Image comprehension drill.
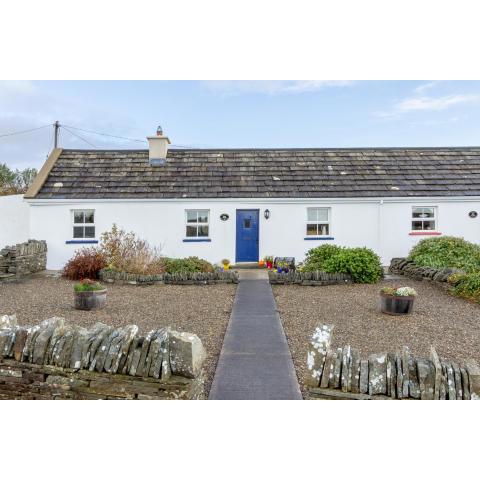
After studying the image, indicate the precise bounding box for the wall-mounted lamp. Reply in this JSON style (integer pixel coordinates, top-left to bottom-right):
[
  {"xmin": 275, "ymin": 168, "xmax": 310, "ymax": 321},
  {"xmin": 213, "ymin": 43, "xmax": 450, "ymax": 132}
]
[{"xmin": 264, "ymin": 209, "xmax": 270, "ymax": 220}]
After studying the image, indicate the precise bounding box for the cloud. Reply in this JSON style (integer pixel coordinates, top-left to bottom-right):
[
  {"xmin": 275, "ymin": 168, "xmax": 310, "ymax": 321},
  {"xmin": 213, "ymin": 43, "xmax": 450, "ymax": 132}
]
[
  {"xmin": 396, "ymin": 94, "xmax": 480, "ymax": 112},
  {"xmin": 374, "ymin": 93, "xmax": 480, "ymax": 118},
  {"xmin": 413, "ymin": 81, "xmax": 438, "ymax": 93},
  {"xmin": 202, "ymin": 80, "xmax": 354, "ymax": 96}
]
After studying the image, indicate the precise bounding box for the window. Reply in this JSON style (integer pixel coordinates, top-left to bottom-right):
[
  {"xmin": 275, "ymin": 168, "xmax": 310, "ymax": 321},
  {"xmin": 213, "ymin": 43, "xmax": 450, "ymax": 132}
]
[
  {"xmin": 185, "ymin": 209, "xmax": 209, "ymax": 237},
  {"xmin": 72, "ymin": 209, "xmax": 95, "ymax": 238},
  {"xmin": 306, "ymin": 207, "xmax": 330, "ymax": 236},
  {"xmin": 411, "ymin": 207, "xmax": 436, "ymax": 231}
]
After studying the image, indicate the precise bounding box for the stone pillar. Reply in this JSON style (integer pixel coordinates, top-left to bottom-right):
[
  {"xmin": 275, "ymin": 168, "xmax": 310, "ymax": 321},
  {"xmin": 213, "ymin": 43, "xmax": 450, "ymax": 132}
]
[{"xmin": 305, "ymin": 324, "xmax": 334, "ymax": 388}]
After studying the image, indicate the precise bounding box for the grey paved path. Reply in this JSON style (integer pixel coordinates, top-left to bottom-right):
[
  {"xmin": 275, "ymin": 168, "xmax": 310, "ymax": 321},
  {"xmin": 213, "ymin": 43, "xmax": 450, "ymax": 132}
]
[{"xmin": 209, "ymin": 270, "xmax": 302, "ymax": 400}]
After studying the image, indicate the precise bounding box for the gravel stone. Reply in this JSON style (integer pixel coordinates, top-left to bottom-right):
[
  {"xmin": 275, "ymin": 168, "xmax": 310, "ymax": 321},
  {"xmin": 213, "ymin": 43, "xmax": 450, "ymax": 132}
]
[
  {"xmin": 273, "ymin": 279, "xmax": 480, "ymax": 397},
  {"xmin": 0, "ymin": 276, "xmax": 235, "ymax": 395}
]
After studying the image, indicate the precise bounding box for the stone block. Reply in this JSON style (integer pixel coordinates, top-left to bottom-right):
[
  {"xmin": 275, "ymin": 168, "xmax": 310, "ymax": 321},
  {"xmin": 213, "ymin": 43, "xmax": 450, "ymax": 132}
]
[
  {"xmin": 350, "ymin": 350, "xmax": 360, "ymax": 394},
  {"xmin": 0, "ymin": 314, "xmax": 17, "ymax": 330},
  {"xmin": 417, "ymin": 358, "xmax": 435, "ymax": 400},
  {"xmin": 169, "ymin": 330, "xmax": 206, "ymax": 379},
  {"xmin": 430, "ymin": 347, "xmax": 443, "ymax": 400},
  {"xmin": 305, "ymin": 324, "xmax": 334, "ymax": 388},
  {"xmin": 465, "ymin": 360, "xmax": 480, "ymax": 400},
  {"xmin": 330, "ymin": 347, "xmax": 343, "ymax": 389},
  {"xmin": 320, "ymin": 349, "xmax": 335, "ymax": 388},
  {"xmin": 340, "ymin": 345, "xmax": 352, "ymax": 392},
  {"xmin": 368, "ymin": 353, "xmax": 387, "ymax": 396},
  {"xmin": 359, "ymin": 359, "xmax": 369, "ymax": 394}
]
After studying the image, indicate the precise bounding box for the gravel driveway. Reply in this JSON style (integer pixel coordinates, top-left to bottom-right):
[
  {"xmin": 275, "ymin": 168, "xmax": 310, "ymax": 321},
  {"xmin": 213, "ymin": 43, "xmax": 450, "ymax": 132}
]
[
  {"xmin": 0, "ymin": 276, "xmax": 236, "ymax": 396},
  {"xmin": 273, "ymin": 279, "xmax": 480, "ymax": 395}
]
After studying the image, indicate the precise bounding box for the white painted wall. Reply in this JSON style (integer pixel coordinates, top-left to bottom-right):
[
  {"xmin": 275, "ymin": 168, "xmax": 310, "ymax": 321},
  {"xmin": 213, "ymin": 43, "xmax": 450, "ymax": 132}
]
[
  {"xmin": 0, "ymin": 194, "xmax": 30, "ymax": 248},
  {"xmin": 27, "ymin": 197, "xmax": 480, "ymax": 270}
]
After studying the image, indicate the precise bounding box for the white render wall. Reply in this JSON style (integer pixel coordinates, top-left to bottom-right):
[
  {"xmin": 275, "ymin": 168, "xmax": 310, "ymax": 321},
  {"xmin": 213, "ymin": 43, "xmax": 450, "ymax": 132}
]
[
  {"xmin": 27, "ymin": 197, "xmax": 480, "ymax": 270},
  {"xmin": 0, "ymin": 194, "xmax": 30, "ymax": 248}
]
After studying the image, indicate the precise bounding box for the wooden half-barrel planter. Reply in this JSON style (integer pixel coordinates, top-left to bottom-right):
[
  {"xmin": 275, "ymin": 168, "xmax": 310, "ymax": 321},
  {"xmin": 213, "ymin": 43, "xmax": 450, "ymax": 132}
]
[
  {"xmin": 74, "ymin": 289, "xmax": 107, "ymax": 311},
  {"xmin": 380, "ymin": 293, "xmax": 415, "ymax": 315}
]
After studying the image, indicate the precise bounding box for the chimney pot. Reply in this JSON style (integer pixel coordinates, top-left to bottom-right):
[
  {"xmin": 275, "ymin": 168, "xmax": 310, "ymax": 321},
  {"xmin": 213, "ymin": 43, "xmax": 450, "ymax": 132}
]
[{"xmin": 147, "ymin": 127, "xmax": 170, "ymax": 166}]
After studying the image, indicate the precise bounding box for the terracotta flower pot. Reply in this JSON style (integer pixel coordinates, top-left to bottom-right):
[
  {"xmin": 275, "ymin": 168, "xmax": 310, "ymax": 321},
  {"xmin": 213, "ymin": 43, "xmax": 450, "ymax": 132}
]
[
  {"xmin": 74, "ymin": 289, "xmax": 107, "ymax": 311},
  {"xmin": 380, "ymin": 293, "xmax": 415, "ymax": 315}
]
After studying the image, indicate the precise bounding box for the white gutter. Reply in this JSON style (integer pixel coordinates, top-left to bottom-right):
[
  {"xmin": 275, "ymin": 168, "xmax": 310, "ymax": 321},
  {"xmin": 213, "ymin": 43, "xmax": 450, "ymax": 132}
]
[{"xmin": 25, "ymin": 195, "xmax": 480, "ymax": 206}]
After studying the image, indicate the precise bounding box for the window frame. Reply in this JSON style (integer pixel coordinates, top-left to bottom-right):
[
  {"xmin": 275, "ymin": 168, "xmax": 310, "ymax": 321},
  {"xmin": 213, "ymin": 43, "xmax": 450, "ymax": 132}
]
[
  {"xmin": 411, "ymin": 206, "xmax": 437, "ymax": 232},
  {"xmin": 185, "ymin": 209, "xmax": 210, "ymax": 238},
  {"xmin": 71, "ymin": 209, "xmax": 96, "ymax": 240},
  {"xmin": 306, "ymin": 207, "xmax": 331, "ymax": 237}
]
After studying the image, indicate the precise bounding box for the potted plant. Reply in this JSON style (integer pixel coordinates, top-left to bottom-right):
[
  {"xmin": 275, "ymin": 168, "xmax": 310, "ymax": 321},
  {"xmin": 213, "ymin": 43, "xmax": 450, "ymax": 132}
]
[
  {"xmin": 380, "ymin": 286, "xmax": 417, "ymax": 315},
  {"xmin": 258, "ymin": 258, "xmax": 265, "ymax": 268},
  {"xmin": 221, "ymin": 259, "xmax": 230, "ymax": 271},
  {"xmin": 265, "ymin": 256, "xmax": 273, "ymax": 269},
  {"xmin": 277, "ymin": 260, "xmax": 284, "ymax": 274},
  {"xmin": 74, "ymin": 279, "xmax": 107, "ymax": 311}
]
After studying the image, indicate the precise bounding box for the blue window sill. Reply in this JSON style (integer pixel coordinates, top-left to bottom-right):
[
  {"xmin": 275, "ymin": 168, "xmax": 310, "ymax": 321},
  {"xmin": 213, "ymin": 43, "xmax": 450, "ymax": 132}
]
[
  {"xmin": 66, "ymin": 240, "xmax": 99, "ymax": 244},
  {"xmin": 304, "ymin": 237, "xmax": 335, "ymax": 241},
  {"xmin": 183, "ymin": 238, "xmax": 211, "ymax": 243}
]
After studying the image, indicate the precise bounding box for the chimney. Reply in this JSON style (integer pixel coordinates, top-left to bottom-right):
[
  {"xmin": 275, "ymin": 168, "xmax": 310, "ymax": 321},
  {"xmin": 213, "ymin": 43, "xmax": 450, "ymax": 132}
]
[{"xmin": 147, "ymin": 126, "xmax": 171, "ymax": 165}]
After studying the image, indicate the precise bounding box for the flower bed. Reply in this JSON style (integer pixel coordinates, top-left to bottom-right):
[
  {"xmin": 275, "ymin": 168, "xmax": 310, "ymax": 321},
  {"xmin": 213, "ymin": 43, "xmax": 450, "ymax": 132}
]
[
  {"xmin": 99, "ymin": 269, "xmax": 239, "ymax": 285},
  {"xmin": 268, "ymin": 270, "xmax": 352, "ymax": 286}
]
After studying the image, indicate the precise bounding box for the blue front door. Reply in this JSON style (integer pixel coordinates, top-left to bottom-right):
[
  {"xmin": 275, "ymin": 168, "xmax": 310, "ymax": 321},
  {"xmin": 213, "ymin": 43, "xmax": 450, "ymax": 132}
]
[{"xmin": 236, "ymin": 210, "xmax": 259, "ymax": 263}]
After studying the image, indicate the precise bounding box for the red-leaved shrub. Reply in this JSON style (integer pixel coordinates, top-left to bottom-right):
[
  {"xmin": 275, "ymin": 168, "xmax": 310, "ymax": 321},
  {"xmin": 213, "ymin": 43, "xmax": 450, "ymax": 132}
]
[{"xmin": 62, "ymin": 247, "xmax": 107, "ymax": 280}]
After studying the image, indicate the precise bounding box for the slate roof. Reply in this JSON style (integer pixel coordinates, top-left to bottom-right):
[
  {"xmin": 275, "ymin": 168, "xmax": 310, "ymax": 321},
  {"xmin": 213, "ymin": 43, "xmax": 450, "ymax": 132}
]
[{"xmin": 34, "ymin": 147, "xmax": 480, "ymax": 199}]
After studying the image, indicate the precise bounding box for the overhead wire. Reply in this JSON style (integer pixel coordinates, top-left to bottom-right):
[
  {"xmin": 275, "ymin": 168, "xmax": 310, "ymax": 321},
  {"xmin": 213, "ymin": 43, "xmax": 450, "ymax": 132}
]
[
  {"xmin": 62, "ymin": 124, "xmax": 146, "ymax": 144},
  {"xmin": 0, "ymin": 124, "xmax": 52, "ymax": 139},
  {"xmin": 0, "ymin": 122, "xmax": 203, "ymax": 150},
  {"xmin": 61, "ymin": 126, "xmax": 98, "ymax": 148}
]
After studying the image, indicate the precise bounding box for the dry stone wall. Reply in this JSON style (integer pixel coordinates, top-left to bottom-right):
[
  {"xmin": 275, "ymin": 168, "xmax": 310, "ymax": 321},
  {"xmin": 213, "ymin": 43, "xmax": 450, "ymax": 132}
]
[
  {"xmin": 268, "ymin": 270, "xmax": 353, "ymax": 286},
  {"xmin": 100, "ymin": 269, "xmax": 239, "ymax": 285},
  {"xmin": 0, "ymin": 240, "xmax": 47, "ymax": 281},
  {"xmin": 306, "ymin": 324, "xmax": 480, "ymax": 400},
  {"xmin": 389, "ymin": 257, "xmax": 463, "ymax": 287},
  {"xmin": 0, "ymin": 314, "xmax": 206, "ymax": 400}
]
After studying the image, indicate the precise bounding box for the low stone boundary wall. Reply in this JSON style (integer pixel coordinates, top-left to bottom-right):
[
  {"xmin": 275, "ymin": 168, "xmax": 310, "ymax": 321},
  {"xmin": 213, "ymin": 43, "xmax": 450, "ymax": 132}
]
[
  {"xmin": 389, "ymin": 258, "xmax": 463, "ymax": 287},
  {"xmin": 0, "ymin": 314, "xmax": 206, "ymax": 399},
  {"xmin": 0, "ymin": 240, "xmax": 47, "ymax": 281},
  {"xmin": 268, "ymin": 270, "xmax": 353, "ymax": 286},
  {"xmin": 306, "ymin": 324, "xmax": 479, "ymax": 400},
  {"xmin": 100, "ymin": 269, "xmax": 239, "ymax": 285}
]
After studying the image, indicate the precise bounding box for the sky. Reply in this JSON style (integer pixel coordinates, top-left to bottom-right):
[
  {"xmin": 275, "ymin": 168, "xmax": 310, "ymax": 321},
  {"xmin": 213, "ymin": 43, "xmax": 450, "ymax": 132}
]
[{"xmin": 2, "ymin": 80, "xmax": 480, "ymax": 170}]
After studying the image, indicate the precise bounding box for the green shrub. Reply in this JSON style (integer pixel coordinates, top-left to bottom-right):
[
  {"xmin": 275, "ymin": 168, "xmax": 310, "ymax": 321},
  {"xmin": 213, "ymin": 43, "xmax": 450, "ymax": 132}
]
[
  {"xmin": 74, "ymin": 279, "xmax": 105, "ymax": 292},
  {"xmin": 408, "ymin": 236, "xmax": 480, "ymax": 273},
  {"xmin": 303, "ymin": 244, "xmax": 383, "ymax": 283},
  {"xmin": 451, "ymin": 272, "xmax": 480, "ymax": 302},
  {"xmin": 322, "ymin": 247, "xmax": 383, "ymax": 283},
  {"xmin": 164, "ymin": 256, "xmax": 214, "ymax": 274},
  {"xmin": 302, "ymin": 244, "xmax": 344, "ymax": 272}
]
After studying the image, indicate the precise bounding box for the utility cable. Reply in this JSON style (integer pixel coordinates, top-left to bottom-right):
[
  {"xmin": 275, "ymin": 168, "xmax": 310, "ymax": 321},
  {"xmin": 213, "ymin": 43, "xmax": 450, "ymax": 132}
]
[
  {"xmin": 0, "ymin": 124, "xmax": 52, "ymax": 139},
  {"xmin": 62, "ymin": 126, "xmax": 97, "ymax": 148}
]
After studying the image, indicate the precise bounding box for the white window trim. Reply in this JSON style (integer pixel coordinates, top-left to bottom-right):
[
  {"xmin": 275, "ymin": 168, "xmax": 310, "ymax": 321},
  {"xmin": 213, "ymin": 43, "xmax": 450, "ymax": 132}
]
[
  {"xmin": 184, "ymin": 209, "xmax": 210, "ymax": 238},
  {"xmin": 411, "ymin": 206, "xmax": 438, "ymax": 232},
  {"xmin": 306, "ymin": 207, "xmax": 331, "ymax": 236},
  {"xmin": 71, "ymin": 209, "xmax": 96, "ymax": 240}
]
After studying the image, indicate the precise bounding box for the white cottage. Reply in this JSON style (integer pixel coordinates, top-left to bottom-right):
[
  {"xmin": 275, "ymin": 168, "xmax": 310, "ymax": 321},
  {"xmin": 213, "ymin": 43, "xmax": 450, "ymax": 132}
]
[{"xmin": 24, "ymin": 130, "xmax": 480, "ymax": 270}]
